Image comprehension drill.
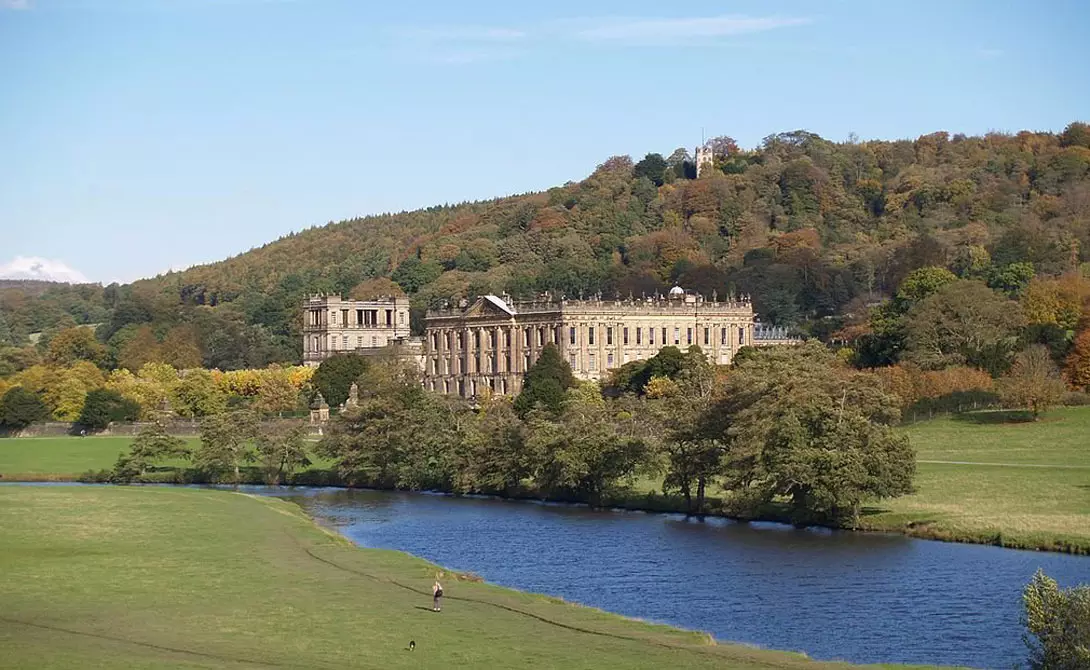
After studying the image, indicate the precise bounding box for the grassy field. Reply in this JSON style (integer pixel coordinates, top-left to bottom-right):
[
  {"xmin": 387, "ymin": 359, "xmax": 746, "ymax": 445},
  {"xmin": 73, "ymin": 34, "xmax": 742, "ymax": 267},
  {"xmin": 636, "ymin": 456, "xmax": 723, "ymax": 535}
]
[
  {"xmin": 0, "ymin": 436, "xmax": 191, "ymax": 477},
  {"xmin": 858, "ymin": 407, "xmax": 1090, "ymax": 552},
  {"xmin": 0, "ymin": 486, "xmax": 932, "ymax": 670}
]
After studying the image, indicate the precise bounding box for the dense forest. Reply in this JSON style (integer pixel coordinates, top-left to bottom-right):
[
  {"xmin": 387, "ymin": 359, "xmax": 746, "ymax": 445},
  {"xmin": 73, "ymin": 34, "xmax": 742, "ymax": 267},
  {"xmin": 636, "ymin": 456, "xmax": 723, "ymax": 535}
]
[{"xmin": 2, "ymin": 123, "xmax": 1090, "ymax": 375}]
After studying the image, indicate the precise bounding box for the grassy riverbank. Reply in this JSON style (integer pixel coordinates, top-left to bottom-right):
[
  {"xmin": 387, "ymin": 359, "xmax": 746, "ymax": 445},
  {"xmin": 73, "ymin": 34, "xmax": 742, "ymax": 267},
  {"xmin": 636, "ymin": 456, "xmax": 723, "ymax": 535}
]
[
  {"xmin": 2, "ymin": 407, "xmax": 1088, "ymax": 554},
  {"xmin": 858, "ymin": 408, "xmax": 1090, "ymax": 553},
  {"xmin": 0, "ymin": 486, "xmax": 932, "ymax": 669}
]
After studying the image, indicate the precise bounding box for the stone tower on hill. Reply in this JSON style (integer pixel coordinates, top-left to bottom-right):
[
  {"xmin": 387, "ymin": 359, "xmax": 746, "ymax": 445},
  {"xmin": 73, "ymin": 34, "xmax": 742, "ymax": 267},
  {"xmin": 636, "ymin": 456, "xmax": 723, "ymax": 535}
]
[{"xmin": 695, "ymin": 143, "xmax": 714, "ymax": 177}]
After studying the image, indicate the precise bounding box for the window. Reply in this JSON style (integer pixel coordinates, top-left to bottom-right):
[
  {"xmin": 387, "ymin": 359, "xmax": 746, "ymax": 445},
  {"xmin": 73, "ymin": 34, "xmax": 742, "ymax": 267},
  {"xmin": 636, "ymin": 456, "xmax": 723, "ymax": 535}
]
[
  {"xmin": 399, "ymin": 311, "xmax": 405, "ymax": 324},
  {"xmin": 607, "ymin": 327, "xmax": 613, "ymax": 345},
  {"xmin": 607, "ymin": 353, "xmax": 614, "ymax": 368},
  {"xmin": 570, "ymin": 353, "xmax": 577, "ymax": 368},
  {"xmin": 525, "ymin": 328, "xmax": 531, "ymax": 347},
  {"xmin": 342, "ymin": 309, "xmax": 349, "ymax": 325},
  {"xmin": 474, "ymin": 331, "xmax": 481, "ymax": 349},
  {"xmin": 623, "ymin": 327, "xmax": 629, "ymax": 345},
  {"xmin": 505, "ymin": 353, "xmax": 511, "ymax": 371},
  {"xmin": 385, "ymin": 309, "xmax": 393, "ymax": 326},
  {"xmin": 721, "ymin": 327, "xmax": 727, "ymax": 345},
  {"xmin": 663, "ymin": 327, "xmax": 668, "ymax": 344},
  {"xmin": 538, "ymin": 328, "xmax": 544, "ymax": 346},
  {"xmin": 589, "ymin": 354, "xmax": 596, "ymax": 371},
  {"xmin": 505, "ymin": 330, "xmax": 511, "ymax": 347},
  {"xmin": 704, "ymin": 328, "xmax": 709, "ymax": 346},
  {"xmin": 589, "ymin": 327, "xmax": 595, "ymax": 346},
  {"xmin": 738, "ymin": 327, "xmax": 745, "ymax": 345},
  {"xmin": 371, "ymin": 336, "xmax": 377, "ymax": 346},
  {"xmin": 649, "ymin": 328, "xmax": 655, "ymax": 345},
  {"xmin": 490, "ymin": 330, "xmax": 497, "ymax": 349},
  {"xmin": 636, "ymin": 328, "xmax": 642, "ymax": 345},
  {"xmin": 330, "ymin": 311, "xmax": 336, "ymax": 324},
  {"xmin": 674, "ymin": 328, "xmax": 680, "ymax": 345},
  {"xmin": 687, "ymin": 328, "xmax": 692, "ymax": 345},
  {"xmin": 357, "ymin": 336, "xmax": 363, "ymax": 348},
  {"xmin": 356, "ymin": 309, "xmax": 364, "ymax": 325},
  {"xmin": 570, "ymin": 327, "xmax": 576, "ymax": 345}
]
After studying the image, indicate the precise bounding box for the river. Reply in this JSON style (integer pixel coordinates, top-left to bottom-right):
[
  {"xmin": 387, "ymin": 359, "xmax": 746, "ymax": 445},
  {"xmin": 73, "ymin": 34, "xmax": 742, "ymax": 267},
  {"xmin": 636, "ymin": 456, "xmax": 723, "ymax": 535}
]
[{"xmin": 252, "ymin": 487, "xmax": 1090, "ymax": 669}]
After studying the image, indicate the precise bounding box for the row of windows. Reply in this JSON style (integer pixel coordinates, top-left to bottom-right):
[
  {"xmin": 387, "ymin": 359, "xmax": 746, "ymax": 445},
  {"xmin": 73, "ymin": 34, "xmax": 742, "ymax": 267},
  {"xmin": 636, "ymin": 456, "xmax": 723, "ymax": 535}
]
[
  {"xmin": 570, "ymin": 326, "xmax": 746, "ymax": 348},
  {"xmin": 313, "ymin": 309, "xmax": 406, "ymax": 327},
  {"xmin": 308, "ymin": 335, "xmax": 383, "ymax": 352},
  {"xmin": 431, "ymin": 327, "xmax": 560, "ymax": 352},
  {"xmin": 429, "ymin": 352, "xmax": 529, "ymax": 376},
  {"xmin": 429, "ymin": 378, "xmax": 510, "ymax": 397}
]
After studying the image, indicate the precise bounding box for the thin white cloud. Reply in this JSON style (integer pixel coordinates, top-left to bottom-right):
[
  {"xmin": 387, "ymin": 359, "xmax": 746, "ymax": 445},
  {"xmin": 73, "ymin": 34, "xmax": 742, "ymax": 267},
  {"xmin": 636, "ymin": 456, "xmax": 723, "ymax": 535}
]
[
  {"xmin": 570, "ymin": 15, "xmax": 810, "ymax": 45},
  {"xmin": 394, "ymin": 24, "xmax": 527, "ymax": 65},
  {"xmin": 0, "ymin": 257, "xmax": 91, "ymax": 284},
  {"xmin": 1, "ymin": 0, "xmax": 31, "ymax": 10}
]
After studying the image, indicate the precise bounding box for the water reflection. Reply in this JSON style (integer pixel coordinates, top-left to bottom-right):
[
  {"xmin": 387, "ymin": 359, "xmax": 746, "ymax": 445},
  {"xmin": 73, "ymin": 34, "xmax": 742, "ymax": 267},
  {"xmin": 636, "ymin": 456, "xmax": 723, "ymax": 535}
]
[{"xmin": 258, "ymin": 487, "xmax": 1089, "ymax": 668}]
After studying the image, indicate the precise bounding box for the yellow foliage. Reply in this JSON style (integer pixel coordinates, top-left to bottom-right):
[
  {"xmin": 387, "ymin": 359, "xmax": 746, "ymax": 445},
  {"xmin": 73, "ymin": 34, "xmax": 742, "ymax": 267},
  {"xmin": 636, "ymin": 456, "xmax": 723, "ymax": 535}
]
[
  {"xmin": 644, "ymin": 376, "xmax": 680, "ymax": 399},
  {"xmin": 1022, "ymin": 275, "xmax": 1090, "ymax": 331}
]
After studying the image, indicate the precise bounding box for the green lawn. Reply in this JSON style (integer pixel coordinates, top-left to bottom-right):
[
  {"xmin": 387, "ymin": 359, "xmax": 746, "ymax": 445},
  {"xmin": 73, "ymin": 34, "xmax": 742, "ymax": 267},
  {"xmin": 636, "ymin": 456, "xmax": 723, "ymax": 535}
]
[
  {"xmin": 860, "ymin": 407, "xmax": 1090, "ymax": 552},
  {"xmin": 0, "ymin": 436, "xmax": 182, "ymax": 477},
  {"xmin": 0, "ymin": 486, "xmax": 932, "ymax": 669}
]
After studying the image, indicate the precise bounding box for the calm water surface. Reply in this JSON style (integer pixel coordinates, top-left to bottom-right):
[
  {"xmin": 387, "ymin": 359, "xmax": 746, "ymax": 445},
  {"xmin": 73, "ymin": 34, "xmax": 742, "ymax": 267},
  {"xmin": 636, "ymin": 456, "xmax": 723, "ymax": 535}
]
[{"xmin": 260, "ymin": 487, "xmax": 1089, "ymax": 669}]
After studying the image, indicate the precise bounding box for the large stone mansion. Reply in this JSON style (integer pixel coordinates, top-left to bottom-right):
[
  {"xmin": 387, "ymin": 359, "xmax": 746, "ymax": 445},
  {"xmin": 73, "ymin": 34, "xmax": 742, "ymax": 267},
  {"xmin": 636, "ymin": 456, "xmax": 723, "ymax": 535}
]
[{"xmin": 303, "ymin": 289, "xmax": 796, "ymax": 398}]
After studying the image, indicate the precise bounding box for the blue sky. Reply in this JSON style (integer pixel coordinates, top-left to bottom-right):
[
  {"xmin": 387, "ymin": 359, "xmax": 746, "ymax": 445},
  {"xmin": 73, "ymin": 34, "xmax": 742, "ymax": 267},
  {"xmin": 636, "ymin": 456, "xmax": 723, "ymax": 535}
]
[{"xmin": 1, "ymin": 0, "xmax": 1087, "ymax": 284}]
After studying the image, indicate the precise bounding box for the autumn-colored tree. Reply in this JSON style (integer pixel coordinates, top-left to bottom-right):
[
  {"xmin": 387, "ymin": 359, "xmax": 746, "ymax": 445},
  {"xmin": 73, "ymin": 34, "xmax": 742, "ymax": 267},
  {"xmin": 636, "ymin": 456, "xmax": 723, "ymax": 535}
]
[
  {"xmin": 159, "ymin": 325, "xmax": 203, "ymax": 369},
  {"xmin": 1064, "ymin": 329, "xmax": 1090, "ymax": 391},
  {"xmin": 1022, "ymin": 274, "xmax": 1090, "ymax": 331},
  {"xmin": 118, "ymin": 325, "xmax": 162, "ymax": 372},
  {"xmin": 45, "ymin": 326, "xmax": 107, "ymax": 368},
  {"xmin": 999, "ymin": 346, "xmax": 1067, "ymax": 419}
]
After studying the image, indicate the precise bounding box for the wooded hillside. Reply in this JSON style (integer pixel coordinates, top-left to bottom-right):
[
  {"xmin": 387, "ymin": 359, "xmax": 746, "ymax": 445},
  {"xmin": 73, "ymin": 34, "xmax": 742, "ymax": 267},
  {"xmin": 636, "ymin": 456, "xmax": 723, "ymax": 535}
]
[{"xmin": 2, "ymin": 123, "xmax": 1089, "ymax": 371}]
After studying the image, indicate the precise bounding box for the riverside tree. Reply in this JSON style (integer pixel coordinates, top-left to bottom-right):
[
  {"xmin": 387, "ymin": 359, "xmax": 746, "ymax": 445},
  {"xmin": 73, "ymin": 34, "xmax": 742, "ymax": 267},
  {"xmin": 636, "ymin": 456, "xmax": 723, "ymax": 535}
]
[
  {"xmin": 255, "ymin": 420, "xmax": 310, "ymax": 485},
  {"xmin": 1022, "ymin": 570, "xmax": 1090, "ymax": 669},
  {"xmin": 194, "ymin": 409, "xmax": 259, "ymax": 483},
  {"xmin": 712, "ymin": 342, "xmax": 915, "ymax": 525},
  {"xmin": 112, "ymin": 420, "xmax": 190, "ymax": 480},
  {"xmin": 526, "ymin": 382, "xmax": 649, "ymax": 504}
]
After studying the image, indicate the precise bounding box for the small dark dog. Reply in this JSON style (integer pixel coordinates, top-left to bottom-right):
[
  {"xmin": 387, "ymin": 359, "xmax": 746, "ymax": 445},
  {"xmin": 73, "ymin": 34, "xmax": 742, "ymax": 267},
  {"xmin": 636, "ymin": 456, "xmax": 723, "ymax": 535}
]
[{"xmin": 409, "ymin": 640, "xmax": 415, "ymax": 651}]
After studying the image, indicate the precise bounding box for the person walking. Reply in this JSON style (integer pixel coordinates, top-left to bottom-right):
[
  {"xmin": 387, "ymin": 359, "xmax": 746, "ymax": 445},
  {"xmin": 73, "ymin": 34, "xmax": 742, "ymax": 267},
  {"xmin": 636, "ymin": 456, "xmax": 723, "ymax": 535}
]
[{"xmin": 432, "ymin": 577, "xmax": 443, "ymax": 612}]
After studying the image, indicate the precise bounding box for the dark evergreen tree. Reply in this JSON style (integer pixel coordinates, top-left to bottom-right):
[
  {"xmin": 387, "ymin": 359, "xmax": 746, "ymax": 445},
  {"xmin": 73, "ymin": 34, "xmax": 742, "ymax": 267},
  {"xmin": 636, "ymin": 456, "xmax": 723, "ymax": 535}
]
[
  {"xmin": 77, "ymin": 388, "xmax": 141, "ymax": 431},
  {"xmin": 514, "ymin": 343, "xmax": 576, "ymax": 417},
  {"xmin": 312, "ymin": 354, "xmax": 370, "ymax": 407},
  {"xmin": 633, "ymin": 153, "xmax": 668, "ymax": 187}
]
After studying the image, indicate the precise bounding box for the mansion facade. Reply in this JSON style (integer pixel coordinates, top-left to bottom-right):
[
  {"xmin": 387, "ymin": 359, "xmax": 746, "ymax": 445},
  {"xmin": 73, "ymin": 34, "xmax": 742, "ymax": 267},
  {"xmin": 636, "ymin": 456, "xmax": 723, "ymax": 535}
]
[
  {"xmin": 422, "ymin": 289, "xmax": 757, "ymax": 397},
  {"xmin": 303, "ymin": 288, "xmax": 797, "ymax": 398}
]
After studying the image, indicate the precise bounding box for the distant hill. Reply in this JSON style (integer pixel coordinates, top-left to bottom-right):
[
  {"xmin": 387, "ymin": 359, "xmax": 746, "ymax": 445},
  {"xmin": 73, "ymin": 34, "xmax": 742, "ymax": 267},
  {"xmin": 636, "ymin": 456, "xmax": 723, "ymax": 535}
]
[{"xmin": 2, "ymin": 123, "xmax": 1089, "ymax": 369}]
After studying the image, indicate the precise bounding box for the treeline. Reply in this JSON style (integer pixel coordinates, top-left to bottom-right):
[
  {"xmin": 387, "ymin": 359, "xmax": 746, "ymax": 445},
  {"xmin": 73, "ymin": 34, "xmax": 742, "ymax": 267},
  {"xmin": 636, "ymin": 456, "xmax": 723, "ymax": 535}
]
[
  {"xmin": 111, "ymin": 343, "xmax": 915, "ymax": 527},
  {"xmin": 0, "ymin": 361, "xmax": 314, "ymax": 430},
  {"xmin": 2, "ymin": 123, "xmax": 1089, "ymax": 371}
]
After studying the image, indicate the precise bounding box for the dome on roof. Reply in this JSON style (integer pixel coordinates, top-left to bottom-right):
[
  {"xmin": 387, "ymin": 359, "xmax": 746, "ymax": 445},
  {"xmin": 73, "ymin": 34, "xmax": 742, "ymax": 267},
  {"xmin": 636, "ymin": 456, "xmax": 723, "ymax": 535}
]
[{"xmin": 669, "ymin": 285, "xmax": 685, "ymax": 297}]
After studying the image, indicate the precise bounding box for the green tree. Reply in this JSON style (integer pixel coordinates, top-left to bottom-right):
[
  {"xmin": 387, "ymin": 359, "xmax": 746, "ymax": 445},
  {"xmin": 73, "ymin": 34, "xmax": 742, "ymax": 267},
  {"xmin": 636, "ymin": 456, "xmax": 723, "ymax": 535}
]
[
  {"xmin": 77, "ymin": 388, "xmax": 140, "ymax": 432},
  {"xmin": 0, "ymin": 386, "xmax": 50, "ymax": 430},
  {"xmin": 1022, "ymin": 570, "xmax": 1090, "ymax": 669},
  {"xmin": 454, "ymin": 396, "xmax": 529, "ymax": 494},
  {"xmin": 998, "ymin": 346, "xmax": 1067, "ymax": 420},
  {"xmin": 255, "ymin": 420, "xmax": 310, "ymax": 485},
  {"xmin": 312, "ymin": 354, "xmax": 369, "ymax": 408},
  {"xmin": 0, "ymin": 312, "xmax": 15, "ymax": 347},
  {"xmin": 987, "ymin": 262, "xmax": 1036, "ymax": 298},
  {"xmin": 633, "ymin": 153, "xmax": 668, "ymax": 187},
  {"xmin": 657, "ymin": 346, "xmax": 722, "ymax": 514},
  {"xmin": 892, "ymin": 266, "xmax": 958, "ymax": 313},
  {"xmin": 391, "ymin": 256, "xmax": 443, "ymax": 294},
  {"xmin": 112, "ymin": 421, "xmax": 190, "ymax": 479},
  {"xmin": 514, "ymin": 343, "xmax": 575, "ymax": 417},
  {"xmin": 194, "ymin": 409, "xmax": 259, "ymax": 483},
  {"xmin": 903, "ymin": 280, "xmax": 1025, "ymax": 373},
  {"xmin": 713, "ymin": 342, "xmax": 915, "ymax": 525},
  {"xmin": 527, "ymin": 383, "xmax": 648, "ymax": 504}
]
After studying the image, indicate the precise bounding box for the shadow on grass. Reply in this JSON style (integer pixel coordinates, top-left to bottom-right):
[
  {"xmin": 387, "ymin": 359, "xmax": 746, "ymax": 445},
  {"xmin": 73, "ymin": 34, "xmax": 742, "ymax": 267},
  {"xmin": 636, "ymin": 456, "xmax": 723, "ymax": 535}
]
[
  {"xmin": 858, "ymin": 506, "xmax": 892, "ymax": 517},
  {"xmin": 952, "ymin": 410, "xmax": 1037, "ymax": 425}
]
